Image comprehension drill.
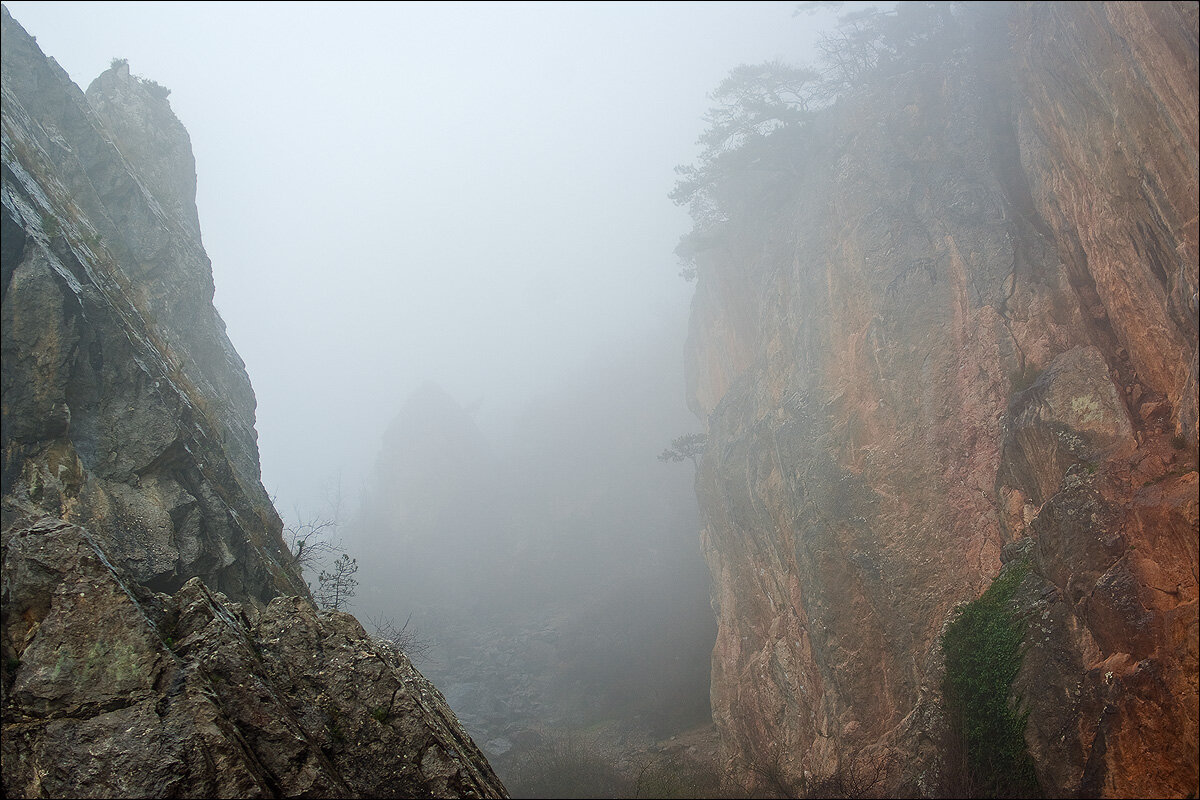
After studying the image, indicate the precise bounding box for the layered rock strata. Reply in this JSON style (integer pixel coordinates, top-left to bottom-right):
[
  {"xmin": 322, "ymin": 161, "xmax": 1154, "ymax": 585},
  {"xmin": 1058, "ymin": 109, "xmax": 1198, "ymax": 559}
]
[
  {"xmin": 686, "ymin": 2, "xmax": 1197, "ymax": 796},
  {"xmin": 1, "ymin": 7, "xmax": 506, "ymax": 797}
]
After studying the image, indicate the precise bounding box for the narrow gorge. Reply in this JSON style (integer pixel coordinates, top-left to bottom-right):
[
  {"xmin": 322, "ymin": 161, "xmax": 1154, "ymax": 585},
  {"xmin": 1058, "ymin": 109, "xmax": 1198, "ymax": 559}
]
[{"xmin": 2, "ymin": 2, "xmax": 1196, "ymax": 799}]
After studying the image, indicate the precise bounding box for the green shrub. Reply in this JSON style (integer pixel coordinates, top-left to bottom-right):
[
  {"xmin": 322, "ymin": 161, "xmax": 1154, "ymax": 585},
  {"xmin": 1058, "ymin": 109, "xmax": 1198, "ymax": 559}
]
[
  {"xmin": 138, "ymin": 77, "xmax": 171, "ymax": 99},
  {"xmin": 941, "ymin": 562, "xmax": 1038, "ymax": 797}
]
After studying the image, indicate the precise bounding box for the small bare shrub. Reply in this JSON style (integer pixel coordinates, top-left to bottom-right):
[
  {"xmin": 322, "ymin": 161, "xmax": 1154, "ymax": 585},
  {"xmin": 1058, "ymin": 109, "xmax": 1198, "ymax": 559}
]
[{"xmin": 369, "ymin": 613, "xmax": 434, "ymax": 665}]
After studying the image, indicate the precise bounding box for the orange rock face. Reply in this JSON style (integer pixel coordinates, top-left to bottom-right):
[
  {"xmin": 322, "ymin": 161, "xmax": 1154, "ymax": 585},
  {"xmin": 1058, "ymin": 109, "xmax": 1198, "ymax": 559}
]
[{"xmin": 686, "ymin": 3, "xmax": 1197, "ymax": 796}]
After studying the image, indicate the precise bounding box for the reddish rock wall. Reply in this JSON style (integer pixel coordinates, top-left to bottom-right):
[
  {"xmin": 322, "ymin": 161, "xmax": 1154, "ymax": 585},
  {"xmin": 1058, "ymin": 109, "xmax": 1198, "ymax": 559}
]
[{"xmin": 686, "ymin": 3, "xmax": 1197, "ymax": 795}]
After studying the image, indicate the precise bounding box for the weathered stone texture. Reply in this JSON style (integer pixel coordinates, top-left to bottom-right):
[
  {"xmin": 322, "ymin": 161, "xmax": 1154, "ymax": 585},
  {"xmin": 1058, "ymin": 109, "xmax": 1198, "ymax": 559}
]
[
  {"xmin": 2, "ymin": 7, "xmax": 505, "ymax": 797},
  {"xmin": 1013, "ymin": 0, "xmax": 1199, "ymax": 446},
  {"xmin": 687, "ymin": 2, "xmax": 1197, "ymax": 796},
  {"xmin": 2, "ymin": 518, "xmax": 505, "ymax": 799},
  {"xmin": 2, "ymin": 4, "xmax": 289, "ymax": 604}
]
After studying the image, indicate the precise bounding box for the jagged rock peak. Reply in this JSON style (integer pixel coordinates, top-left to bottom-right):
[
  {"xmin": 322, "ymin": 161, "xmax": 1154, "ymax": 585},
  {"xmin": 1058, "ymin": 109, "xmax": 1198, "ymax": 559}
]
[
  {"xmin": 86, "ymin": 57, "xmax": 203, "ymax": 243},
  {"xmin": 2, "ymin": 3, "xmax": 292, "ymax": 604}
]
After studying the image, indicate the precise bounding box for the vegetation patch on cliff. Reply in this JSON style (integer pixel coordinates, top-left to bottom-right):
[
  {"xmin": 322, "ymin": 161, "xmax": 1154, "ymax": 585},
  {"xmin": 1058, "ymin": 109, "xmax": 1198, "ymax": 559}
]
[{"xmin": 941, "ymin": 561, "xmax": 1038, "ymax": 798}]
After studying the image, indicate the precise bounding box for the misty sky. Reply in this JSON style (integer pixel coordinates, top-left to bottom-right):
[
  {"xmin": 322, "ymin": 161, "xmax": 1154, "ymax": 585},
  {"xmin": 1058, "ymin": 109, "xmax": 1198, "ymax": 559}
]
[{"xmin": 6, "ymin": 1, "xmax": 853, "ymax": 518}]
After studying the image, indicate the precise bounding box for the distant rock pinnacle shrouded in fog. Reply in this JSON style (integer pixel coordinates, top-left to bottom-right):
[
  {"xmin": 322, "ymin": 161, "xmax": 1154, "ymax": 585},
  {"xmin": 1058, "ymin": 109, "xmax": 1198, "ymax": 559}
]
[
  {"xmin": 0, "ymin": 7, "xmax": 506, "ymax": 797},
  {"xmin": 348, "ymin": 333, "xmax": 716, "ymax": 784},
  {"xmin": 363, "ymin": 382, "xmax": 499, "ymax": 562},
  {"xmin": 682, "ymin": 2, "xmax": 1197, "ymax": 796}
]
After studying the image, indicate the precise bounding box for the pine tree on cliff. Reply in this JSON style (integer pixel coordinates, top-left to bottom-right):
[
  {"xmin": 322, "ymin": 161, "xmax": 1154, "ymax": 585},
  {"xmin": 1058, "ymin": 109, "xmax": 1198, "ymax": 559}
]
[
  {"xmin": 658, "ymin": 433, "xmax": 707, "ymax": 469},
  {"xmin": 315, "ymin": 553, "xmax": 358, "ymax": 611},
  {"xmin": 671, "ymin": 2, "xmax": 963, "ymax": 280},
  {"xmin": 670, "ymin": 61, "xmax": 818, "ymax": 228}
]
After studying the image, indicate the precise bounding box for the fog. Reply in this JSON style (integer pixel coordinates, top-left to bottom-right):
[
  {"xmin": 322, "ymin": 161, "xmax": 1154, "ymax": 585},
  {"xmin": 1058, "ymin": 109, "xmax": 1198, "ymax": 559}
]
[
  {"xmin": 6, "ymin": 0, "xmax": 858, "ymax": 787},
  {"xmin": 8, "ymin": 0, "xmax": 849, "ymax": 517}
]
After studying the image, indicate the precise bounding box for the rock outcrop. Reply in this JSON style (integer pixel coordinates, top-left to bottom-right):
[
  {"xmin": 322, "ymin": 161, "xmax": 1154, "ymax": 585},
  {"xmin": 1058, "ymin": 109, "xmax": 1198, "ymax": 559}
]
[
  {"xmin": 3, "ymin": 518, "xmax": 503, "ymax": 799},
  {"xmin": 685, "ymin": 2, "xmax": 1197, "ymax": 796},
  {"xmin": 1, "ymin": 6, "xmax": 506, "ymax": 797}
]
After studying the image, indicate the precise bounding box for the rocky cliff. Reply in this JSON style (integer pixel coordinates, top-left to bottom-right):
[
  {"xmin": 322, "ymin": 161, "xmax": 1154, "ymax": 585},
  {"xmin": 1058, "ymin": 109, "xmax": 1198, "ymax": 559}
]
[
  {"xmin": 1, "ymin": 7, "xmax": 506, "ymax": 797},
  {"xmin": 685, "ymin": 2, "xmax": 1197, "ymax": 796}
]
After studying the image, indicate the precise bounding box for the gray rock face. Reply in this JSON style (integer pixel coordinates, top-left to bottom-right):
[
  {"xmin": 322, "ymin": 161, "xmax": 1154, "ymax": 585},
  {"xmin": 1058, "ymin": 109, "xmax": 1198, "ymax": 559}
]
[
  {"xmin": 2, "ymin": 517, "xmax": 505, "ymax": 799},
  {"xmin": 86, "ymin": 61, "xmax": 202, "ymax": 242},
  {"xmin": 1, "ymin": 4, "xmax": 284, "ymax": 603},
  {"xmin": 1, "ymin": 7, "xmax": 506, "ymax": 797}
]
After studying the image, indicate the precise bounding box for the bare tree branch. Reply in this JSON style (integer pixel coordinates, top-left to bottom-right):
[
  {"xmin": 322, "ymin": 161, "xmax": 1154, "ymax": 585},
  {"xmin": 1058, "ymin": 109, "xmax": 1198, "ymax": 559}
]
[{"xmin": 369, "ymin": 613, "xmax": 435, "ymax": 665}]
